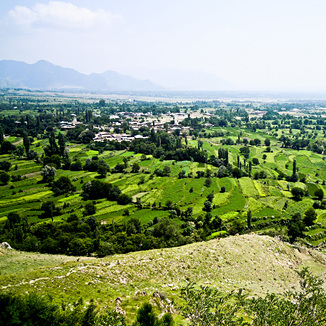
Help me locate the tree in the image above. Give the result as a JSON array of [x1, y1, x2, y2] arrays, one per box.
[[303, 207, 317, 226], [207, 193, 214, 202], [58, 132, 66, 156], [41, 201, 55, 221], [229, 219, 245, 235], [82, 180, 121, 201], [253, 138, 261, 146], [126, 218, 142, 235], [117, 193, 132, 205], [51, 176, 75, 196], [123, 157, 129, 168], [163, 165, 171, 176], [218, 148, 229, 165], [0, 125, 3, 146], [203, 200, 212, 212], [69, 237, 93, 256], [41, 165, 57, 183], [314, 188, 324, 200], [232, 167, 242, 179], [165, 200, 173, 210], [179, 283, 246, 326], [292, 158, 297, 176], [245, 268, 326, 325], [218, 166, 229, 178], [133, 302, 157, 326], [0, 160, 12, 171], [288, 213, 305, 243], [291, 187, 305, 200], [0, 293, 61, 326], [70, 160, 82, 171], [23, 133, 30, 155], [43, 154, 61, 169], [132, 163, 140, 173], [210, 216, 222, 230], [7, 212, 21, 229], [84, 202, 96, 216], [0, 172, 10, 185], [178, 170, 186, 179], [264, 138, 271, 146], [1, 140, 16, 154], [204, 178, 212, 187], [248, 161, 252, 177], [247, 209, 252, 229], [97, 164, 107, 178], [252, 158, 259, 165], [78, 130, 95, 144], [49, 131, 59, 156], [113, 163, 125, 173]]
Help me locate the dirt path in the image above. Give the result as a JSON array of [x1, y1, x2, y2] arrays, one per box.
[[13, 139, 23, 146]]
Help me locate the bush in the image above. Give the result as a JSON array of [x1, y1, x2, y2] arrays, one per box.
[[51, 176, 75, 196], [117, 193, 132, 205], [252, 158, 259, 165], [291, 187, 305, 200], [82, 180, 121, 200], [314, 188, 324, 200], [97, 242, 115, 257], [0, 160, 11, 171], [84, 201, 96, 216], [0, 172, 10, 184], [11, 174, 22, 182], [179, 268, 326, 326]]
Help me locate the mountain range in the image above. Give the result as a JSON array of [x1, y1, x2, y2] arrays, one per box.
[[0, 60, 235, 92], [0, 60, 160, 92]]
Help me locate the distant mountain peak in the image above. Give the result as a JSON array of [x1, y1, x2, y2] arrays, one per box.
[[0, 60, 161, 91]]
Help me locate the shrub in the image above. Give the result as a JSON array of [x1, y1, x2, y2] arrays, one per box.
[[117, 193, 132, 205], [252, 158, 259, 165], [291, 187, 305, 200], [51, 176, 75, 196], [0, 160, 11, 171], [0, 172, 10, 184], [314, 188, 324, 200]]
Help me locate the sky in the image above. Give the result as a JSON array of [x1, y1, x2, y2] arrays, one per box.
[[1, 0, 326, 91]]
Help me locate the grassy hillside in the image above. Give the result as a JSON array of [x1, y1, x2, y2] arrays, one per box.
[[1, 234, 326, 321]]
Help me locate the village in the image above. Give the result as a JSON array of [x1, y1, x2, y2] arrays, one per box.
[[60, 110, 198, 142]]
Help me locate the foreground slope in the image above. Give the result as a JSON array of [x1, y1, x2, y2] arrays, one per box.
[[1, 234, 326, 316]]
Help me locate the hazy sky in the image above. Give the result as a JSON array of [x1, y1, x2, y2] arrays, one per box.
[[1, 0, 326, 91]]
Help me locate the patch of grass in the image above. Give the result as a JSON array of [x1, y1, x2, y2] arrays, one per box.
[[1, 234, 326, 323]]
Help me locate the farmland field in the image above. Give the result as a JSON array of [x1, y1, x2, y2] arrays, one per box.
[[0, 92, 326, 257]]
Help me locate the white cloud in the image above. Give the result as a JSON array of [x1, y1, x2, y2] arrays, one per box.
[[9, 1, 122, 30]]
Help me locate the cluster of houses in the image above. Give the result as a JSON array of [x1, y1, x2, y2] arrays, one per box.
[[59, 111, 192, 143], [93, 132, 148, 143], [60, 114, 83, 129]]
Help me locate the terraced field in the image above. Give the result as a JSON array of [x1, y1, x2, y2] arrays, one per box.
[[1, 119, 326, 246]]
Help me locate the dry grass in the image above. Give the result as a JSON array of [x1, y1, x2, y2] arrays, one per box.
[[1, 234, 326, 321]]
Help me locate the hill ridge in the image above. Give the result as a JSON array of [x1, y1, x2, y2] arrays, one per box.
[[0, 59, 161, 91], [1, 234, 325, 301]]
